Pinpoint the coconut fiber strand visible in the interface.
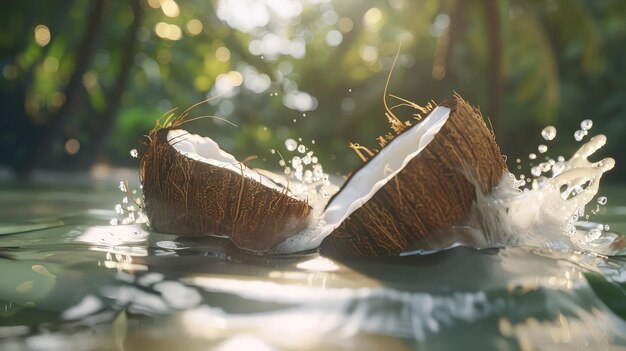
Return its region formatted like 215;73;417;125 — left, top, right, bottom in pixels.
320;94;507;257
140;129;311;253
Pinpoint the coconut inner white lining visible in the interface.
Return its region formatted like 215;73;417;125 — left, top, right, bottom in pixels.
319;106;451;238
167;129;289;195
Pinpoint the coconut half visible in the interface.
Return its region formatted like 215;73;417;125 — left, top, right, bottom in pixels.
318;94;508;257
140;128;311;253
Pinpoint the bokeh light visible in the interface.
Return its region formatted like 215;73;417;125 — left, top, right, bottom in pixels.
185;19;203;35
161;0;180;18
64;139;80;155
34;25;51;47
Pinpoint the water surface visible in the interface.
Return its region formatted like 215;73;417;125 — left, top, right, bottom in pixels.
1;176;626;350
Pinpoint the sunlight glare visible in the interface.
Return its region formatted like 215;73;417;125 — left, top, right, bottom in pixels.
296;257;339;272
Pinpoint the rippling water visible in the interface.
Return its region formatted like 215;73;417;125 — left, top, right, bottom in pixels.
1;175;626;350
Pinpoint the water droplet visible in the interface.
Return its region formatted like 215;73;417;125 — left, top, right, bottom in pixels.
580;119;593;131
539;162;552;172
591;205;599;215
130;149;138;158
270;149;275;154
605;225;610;231
303;170;313;183
597;196;607;205
122;196;128;204
291;156;301;168
285;139;297;151
119;181;127;192
531;166;542;177
586;228;602;242
538;145;548;153
541;126;557;141
278;159;286;167
115;204;123;214
311;140;316;144
529;153;537;160
348;88;352;92
574;130;585;141
109;218;118;226
302;113;306;117
516;158;521;163
293;119;297;123
297;145;306;153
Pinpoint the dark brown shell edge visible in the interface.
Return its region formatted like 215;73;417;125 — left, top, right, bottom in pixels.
320;93;507;257
140;128;312;253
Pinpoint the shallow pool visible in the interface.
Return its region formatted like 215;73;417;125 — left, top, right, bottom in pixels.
1;176;626;350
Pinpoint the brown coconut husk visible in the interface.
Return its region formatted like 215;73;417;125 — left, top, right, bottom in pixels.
140;119;311;253
320;93;507;257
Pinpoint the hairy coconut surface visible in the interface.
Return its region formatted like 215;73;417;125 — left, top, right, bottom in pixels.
320;94;507;257
140;128;311;253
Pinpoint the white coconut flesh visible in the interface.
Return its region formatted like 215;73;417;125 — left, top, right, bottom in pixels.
166;129;297;198
271;106;451;254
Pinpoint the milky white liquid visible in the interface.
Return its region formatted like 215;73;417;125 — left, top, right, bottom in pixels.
469;134;616;254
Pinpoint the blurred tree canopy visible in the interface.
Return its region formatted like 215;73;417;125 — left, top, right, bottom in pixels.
1;0;625;181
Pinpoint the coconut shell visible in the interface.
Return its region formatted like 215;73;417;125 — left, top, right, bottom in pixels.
140;128;311;253
320;94;507;257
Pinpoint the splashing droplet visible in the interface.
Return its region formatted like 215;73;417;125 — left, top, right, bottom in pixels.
574;130;586;141
297;145;306;153
538;145;548;154
109;218;118;226
130;149;138;158
597;196;607;205
541;126;557;141
580;119;593;131
529;153;537;160
586;228;602;242
530;166;542;177
285;139;297;151
119;181;127;192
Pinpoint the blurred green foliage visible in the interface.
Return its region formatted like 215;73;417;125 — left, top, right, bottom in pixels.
1;0;625;181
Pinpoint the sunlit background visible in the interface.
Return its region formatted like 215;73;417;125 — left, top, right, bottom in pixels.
1;0;625;181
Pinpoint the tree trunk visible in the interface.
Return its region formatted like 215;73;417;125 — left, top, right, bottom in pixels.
19;0;106;176
82;0;143;166
482;0;504;140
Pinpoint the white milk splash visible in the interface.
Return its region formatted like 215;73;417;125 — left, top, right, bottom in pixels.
469;125;617;254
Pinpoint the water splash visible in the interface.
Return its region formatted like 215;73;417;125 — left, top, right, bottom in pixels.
272;139;337;206
111;181;148;226
472;123;617;254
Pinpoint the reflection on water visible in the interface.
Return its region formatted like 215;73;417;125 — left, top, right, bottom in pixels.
1;184;626;350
